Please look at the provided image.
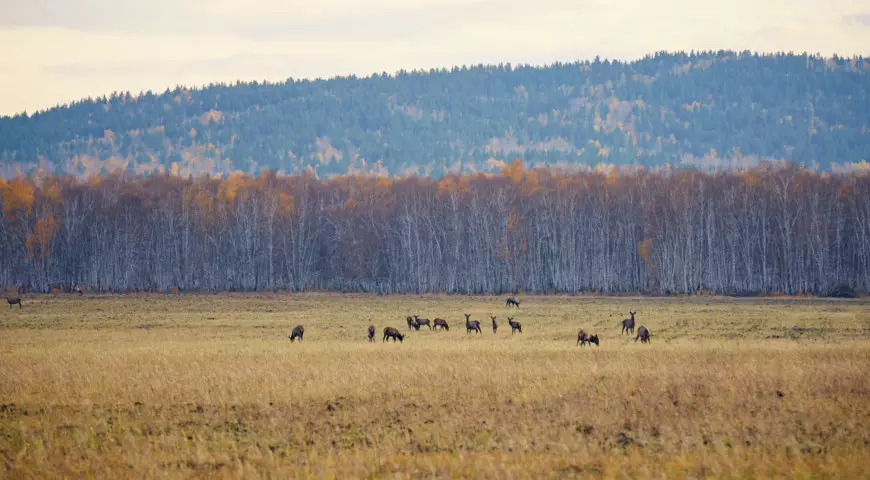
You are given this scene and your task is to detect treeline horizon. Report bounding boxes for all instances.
[2,51,868,178]
[1,160,869,295]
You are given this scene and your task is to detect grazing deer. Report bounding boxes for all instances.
[464,314,481,335]
[577,330,599,347]
[367,325,376,342]
[407,316,420,331]
[289,325,305,342]
[635,326,651,344]
[621,311,636,335]
[506,296,521,308]
[413,315,432,330]
[383,326,405,343]
[490,315,498,334]
[6,297,22,309]
[433,318,449,331]
[507,317,522,334]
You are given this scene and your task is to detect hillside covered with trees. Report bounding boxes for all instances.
[1,51,869,178]
[1,162,868,295]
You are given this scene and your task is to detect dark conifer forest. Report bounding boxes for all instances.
[2,51,868,177]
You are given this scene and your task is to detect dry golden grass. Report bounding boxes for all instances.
[1,293,870,478]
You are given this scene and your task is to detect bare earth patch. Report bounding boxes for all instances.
[1,294,869,478]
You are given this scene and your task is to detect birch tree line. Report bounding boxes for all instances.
[1,161,868,295]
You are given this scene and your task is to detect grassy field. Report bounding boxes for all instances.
[1,293,869,478]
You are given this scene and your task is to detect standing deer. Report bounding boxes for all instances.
[289,325,305,342]
[407,316,420,331]
[635,326,651,344]
[433,318,449,331]
[367,325,376,342]
[507,317,522,334]
[6,297,22,309]
[490,315,498,334]
[621,311,636,335]
[413,315,432,330]
[506,296,521,308]
[464,314,481,334]
[577,330,599,347]
[383,327,405,343]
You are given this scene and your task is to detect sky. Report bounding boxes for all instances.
[0,0,868,116]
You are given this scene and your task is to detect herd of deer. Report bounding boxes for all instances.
[4,294,652,345]
[288,298,653,346]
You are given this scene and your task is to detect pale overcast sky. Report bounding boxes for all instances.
[0,0,868,115]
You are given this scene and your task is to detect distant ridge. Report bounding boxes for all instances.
[1,51,868,178]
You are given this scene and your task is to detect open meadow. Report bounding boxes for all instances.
[1,293,870,478]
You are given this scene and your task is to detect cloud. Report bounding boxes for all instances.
[0,0,604,41]
[843,12,870,26]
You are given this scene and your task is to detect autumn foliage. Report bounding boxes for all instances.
[0,162,868,294]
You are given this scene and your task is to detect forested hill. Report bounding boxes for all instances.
[2,51,869,178]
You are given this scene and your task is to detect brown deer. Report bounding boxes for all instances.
[506,296,520,308]
[490,315,498,334]
[6,297,22,309]
[621,311,636,335]
[433,318,449,331]
[635,326,650,344]
[413,315,432,330]
[367,325,376,342]
[577,330,599,347]
[464,314,481,334]
[383,327,405,343]
[289,325,305,342]
[407,316,420,331]
[508,317,522,334]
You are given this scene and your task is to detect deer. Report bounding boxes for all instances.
[621,311,636,335]
[635,326,651,344]
[367,325,376,342]
[413,315,432,330]
[577,330,599,347]
[383,326,405,343]
[289,325,305,342]
[464,314,481,335]
[407,316,420,331]
[6,297,22,309]
[507,317,522,334]
[433,318,449,331]
[506,296,521,308]
[490,315,498,334]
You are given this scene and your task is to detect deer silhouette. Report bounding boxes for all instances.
[635,326,650,344]
[407,316,420,331]
[507,317,522,334]
[289,325,305,342]
[506,296,520,308]
[433,318,449,331]
[6,297,22,309]
[491,315,498,334]
[621,311,636,335]
[413,315,432,330]
[464,314,481,334]
[383,327,405,343]
[367,325,376,342]
[577,330,599,347]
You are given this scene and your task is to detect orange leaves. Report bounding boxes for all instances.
[638,239,653,263]
[501,159,525,184]
[26,212,58,259]
[2,178,35,218]
[219,172,257,203]
[279,192,295,215]
[199,109,224,124]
